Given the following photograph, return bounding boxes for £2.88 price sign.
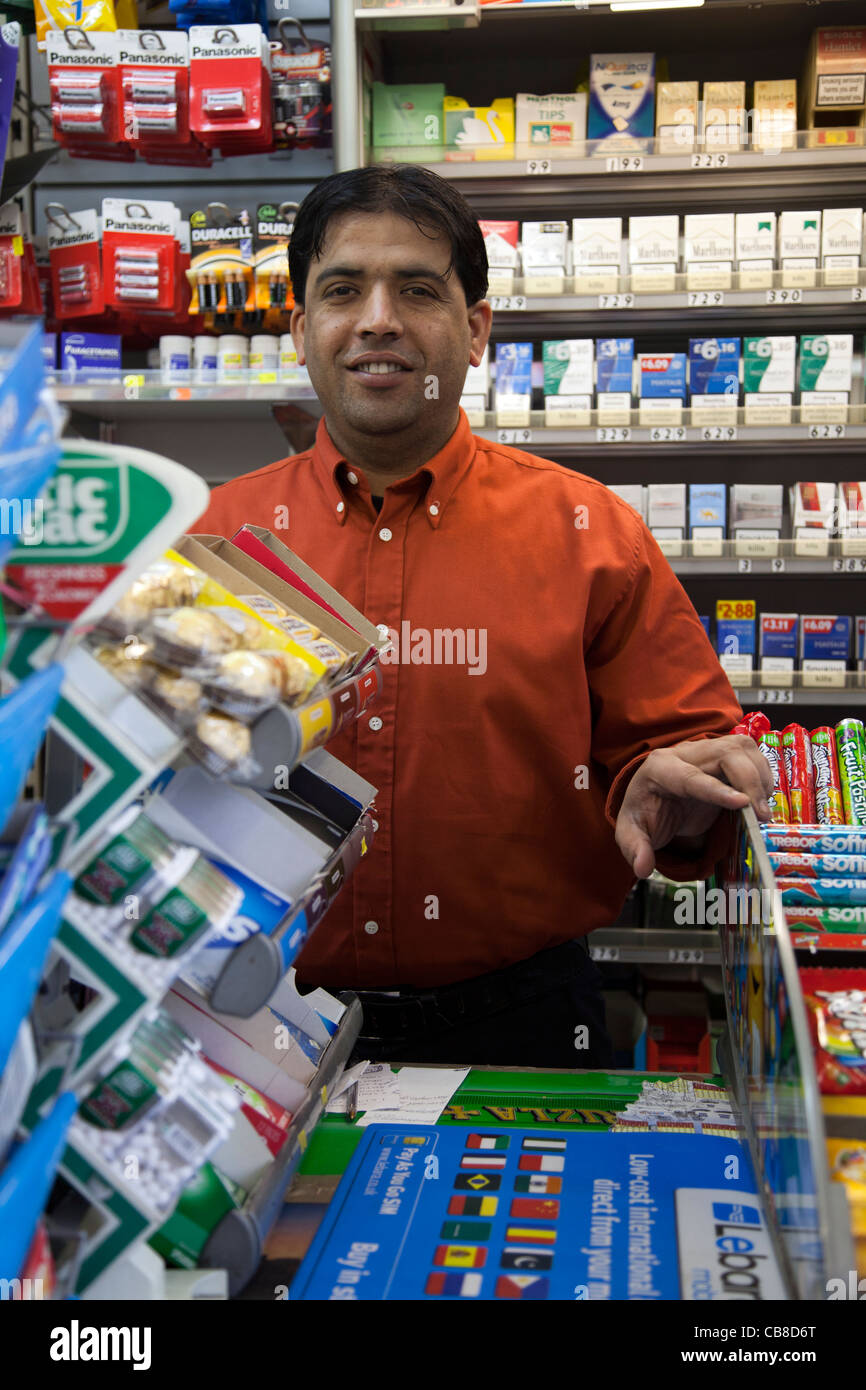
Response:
[716,599,756,621]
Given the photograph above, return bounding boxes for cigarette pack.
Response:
[838,482,866,541]
[798,334,854,392]
[791,481,836,537]
[684,214,735,263]
[743,336,796,393]
[596,337,634,394]
[688,337,741,396]
[701,80,746,150]
[655,80,698,152]
[689,483,726,537]
[372,83,445,149]
[753,79,797,151]
[715,598,756,663]
[730,483,784,537]
[628,215,679,264]
[802,26,866,116]
[494,341,532,424]
[607,484,646,518]
[648,482,686,537]
[821,208,862,286]
[443,97,515,161]
[571,217,622,291]
[857,615,865,671]
[543,340,594,395]
[779,211,821,285]
[479,220,519,268]
[461,347,490,424]
[735,211,776,287]
[639,352,686,399]
[588,53,655,147]
[521,220,568,293]
[516,93,587,147]
[800,615,851,663]
[760,613,799,661]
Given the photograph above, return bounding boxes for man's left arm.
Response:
[585,511,772,880]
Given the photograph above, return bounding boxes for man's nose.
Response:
[356,282,403,336]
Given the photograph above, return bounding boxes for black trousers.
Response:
[342,939,614,1070]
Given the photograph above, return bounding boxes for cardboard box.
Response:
[227,526,387,669]
[648,482,686,536]
[607,484,646,518]
[516,93,587,147]
[743,336,796,393]
[730,483,784,536]
[372,83,445,149]
[443,97,515,160]
[596,338,634,394]
[656,80,698,153]
[701,80,746,150]
[798,334,854,393]
[736,212,777,265]
[628,215,679,265]
[800,614,851,663]
[753,79,797,151]
[571,217,622,290]
[838,482,866,540]
[521,221,568,269]
[760,613,799,662]
[822,207,863,284]
[684,214,735,264]
[689,483,726,537]
[640,352,686,399]
[479,220,519,268]
[715,599,756,659]
[543,340,592,424]
[588,53,655,147]
[802,27,866,115]
[791,481,837,538]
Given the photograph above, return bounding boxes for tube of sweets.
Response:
[811,726,845,827]
[758,729,791,823]
[836,718,866,827]
[782,723,817,825]
[731,711,771,742]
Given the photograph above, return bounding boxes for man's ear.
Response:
[290,303,306,365]
[467,298,493,368]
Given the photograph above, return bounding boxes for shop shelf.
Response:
[730,677,866,707]
[669,541,866,576]
[588,927,721,966]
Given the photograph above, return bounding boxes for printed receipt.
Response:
[326,1062,400,1113]
[358,1066,470,1127]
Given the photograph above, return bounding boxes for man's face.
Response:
[290,210,490,444]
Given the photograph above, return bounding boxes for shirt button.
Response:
[428,502,440,516]
[336,501,345,513]
[376,623,389,639]
[378,527,392,542]
[347,471,359,484]
[371,819,379,832]
[364,920,379,935]
[369,716,383,732]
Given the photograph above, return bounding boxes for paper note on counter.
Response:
[326,1062,400,1113]
[357,1066,470,1127]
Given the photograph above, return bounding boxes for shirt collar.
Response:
[312,409,477,528]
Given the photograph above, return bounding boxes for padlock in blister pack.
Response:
[46,203,105,320]
[102,198,180,313]
[46,27,127,156]
[117,28,192,151]
[270,17,330,151]
[189,23,272,154]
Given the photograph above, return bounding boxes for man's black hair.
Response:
[288,164,489,307]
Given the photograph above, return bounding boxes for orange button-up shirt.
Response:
[196,409,741,988]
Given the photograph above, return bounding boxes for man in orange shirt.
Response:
[197,165,771,1068]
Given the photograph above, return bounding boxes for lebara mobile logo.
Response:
[675,1189,786,1300]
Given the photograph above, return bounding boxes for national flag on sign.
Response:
[441,1220,492,1241]
[447,1195,499,1217]
[466,1134,509,1150]
[500,1248,553,1271]
[495,1274,550,1300]
[505,1225,557,1245]
[522,1137,567,1152]
[425,1272,483,1298]
[514,1174,562,1195]
[434,1244,487,1269]
[510,1198,560,1220]
[454,1172,501,1191]
[460,1155,507,1170]
[518,1154,565,1173]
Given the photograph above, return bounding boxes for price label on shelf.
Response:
[688,290,726,307]
[668,947,705,965]
[852,286,864,302]
[590,944,620,961]
[690,152,728,168]
[765,288,802,304]
[807,423,846,440]
[833,556,866,572]
[700,425,737,442]
[489,295,527,311]
[526,159,552,175]
[596,426,631,443]
[605,155,644,172]
[497,429,534,445]
[771,557,786,573]
[756,688,793,704]
[597,293,634,309]
[738,558,751,573]
[649,426,687,442]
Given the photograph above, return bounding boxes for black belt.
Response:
[349,938,591,1044]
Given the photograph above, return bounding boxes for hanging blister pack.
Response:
[189,24,272,154]
[46,27,125,155]
[187,202,253,316]
[117,29,191,150]
[270,18,330,151]
[253,201,295,313]
[46,204,105,319]
[102,198,180,312]
[35,0,137,48]
[0,202,25,311]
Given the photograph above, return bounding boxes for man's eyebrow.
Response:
[314,264,451,287]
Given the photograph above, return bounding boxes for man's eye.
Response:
[326,285,356,297]
[406,285,435,298]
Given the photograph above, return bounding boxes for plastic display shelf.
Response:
[731,681,866,707]
[669,542,866,576]
[471,413,866,456]
[588,927,720,966]
[55,374,321,423]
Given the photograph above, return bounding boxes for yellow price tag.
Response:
[321,1085,328,1105]
[12,236,23,257]
[123,374,146,388]
[298,1129,308,1151]
[715,599,756,621]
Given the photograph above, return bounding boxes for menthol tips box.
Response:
[596,338,634,394]
[798,335,854,393]
[639,352,686,399]
[743,337,796,394]
[588,53,655,145]
[543,340,594,396]
[688,337,741,395]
